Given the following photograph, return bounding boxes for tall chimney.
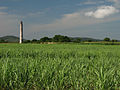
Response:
[20,21,23,44]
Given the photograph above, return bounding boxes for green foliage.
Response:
[104,37,110,42]
[53,35,71,42]
[0,39,5,43]
[24,40,31,43]
[29,35,71,43]
[112,39,118,42]
[87,39,92,42]
[32,39,37,42]
[40,37,52,42]
[0,44,120,89]
[31,39,40,43]
[74,38,81,43]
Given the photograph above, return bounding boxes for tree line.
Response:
[24,35,118,43]
[25,35,71,43]
[0,35,118,43]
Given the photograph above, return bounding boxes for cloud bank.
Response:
[78,1,105,5]
[27,9,120,34]
[107,0,119,3]
[0,7,8,10]
[85,6,119,18]
[107,0,120,8]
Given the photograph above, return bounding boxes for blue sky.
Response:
[0,0,120,39]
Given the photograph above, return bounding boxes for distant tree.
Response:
[62,36,71,42]
[53,35,62,42]
[87,40,92,42]
[112,39,118,42]
[104,37,110,42]
[32,39,38,43]
[40,37,52,42]
[53,35,71,42]
[24,40,31,43]
[0,39,5,43]
[75,38,81,43]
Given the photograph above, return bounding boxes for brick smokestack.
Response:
[20,21,23,43]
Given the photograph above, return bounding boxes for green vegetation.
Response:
[39,35,71,42]
[0,36,19,43]
[104,37,111,42]
[40,37,52,42]
[0,44,120,89]
[0,35,119,44]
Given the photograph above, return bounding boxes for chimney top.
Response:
[20,21,23,24]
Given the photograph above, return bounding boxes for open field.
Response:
[0,44,120,90]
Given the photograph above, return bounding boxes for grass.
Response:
[0,44,120,90]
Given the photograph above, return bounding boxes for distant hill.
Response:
[70,37,102,42]
[0,36,19,43]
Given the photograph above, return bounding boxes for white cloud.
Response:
[85,6,119,18]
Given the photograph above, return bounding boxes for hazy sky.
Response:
[0,0,120,39]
